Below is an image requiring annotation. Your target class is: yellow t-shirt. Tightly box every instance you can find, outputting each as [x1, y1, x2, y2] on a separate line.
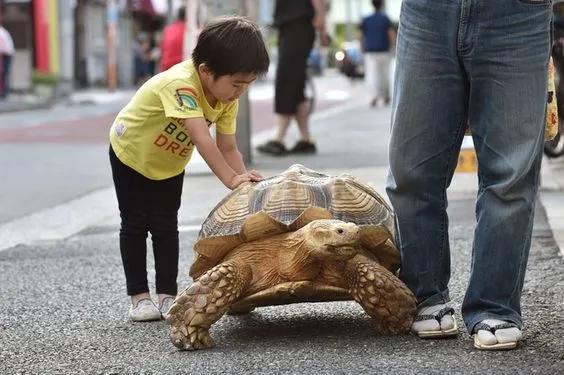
[109, 59, 238, 180]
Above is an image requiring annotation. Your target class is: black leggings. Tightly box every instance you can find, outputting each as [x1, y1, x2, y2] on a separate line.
[275, 18, 315, 114]
[109, 146, 184, 296]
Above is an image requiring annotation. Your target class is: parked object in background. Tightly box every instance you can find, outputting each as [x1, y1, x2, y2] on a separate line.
[335, 41, 364, 80]
[167, 164, 416, 350]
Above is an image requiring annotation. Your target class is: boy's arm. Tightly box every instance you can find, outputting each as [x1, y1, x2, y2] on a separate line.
[216, 133, 246, 174]
[181, 118, 251, 189]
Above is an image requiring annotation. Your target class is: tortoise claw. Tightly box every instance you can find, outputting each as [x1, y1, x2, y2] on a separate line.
[171, 325, 215, 350]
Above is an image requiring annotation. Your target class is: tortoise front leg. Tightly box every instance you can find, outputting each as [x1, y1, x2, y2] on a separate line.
[345, 254, 416, 335]
[167, 260, 252, 350]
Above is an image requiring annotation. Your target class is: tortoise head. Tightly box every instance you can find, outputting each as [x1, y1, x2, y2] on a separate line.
[303, 219, 360, 260]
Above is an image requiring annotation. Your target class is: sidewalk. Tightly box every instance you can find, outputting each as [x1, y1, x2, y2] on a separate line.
[0, 88, 136, 114]
[0, 93, 52, 113]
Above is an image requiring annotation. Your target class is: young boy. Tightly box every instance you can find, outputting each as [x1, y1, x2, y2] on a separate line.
[109, 17, 269, 321]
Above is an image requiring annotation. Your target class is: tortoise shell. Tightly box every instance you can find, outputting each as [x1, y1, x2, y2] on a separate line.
[190, 164, 398, 278]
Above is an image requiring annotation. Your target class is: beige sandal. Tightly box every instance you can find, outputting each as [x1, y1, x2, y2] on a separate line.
[473, 322, 521, 351]
[413, 307, 459, 338]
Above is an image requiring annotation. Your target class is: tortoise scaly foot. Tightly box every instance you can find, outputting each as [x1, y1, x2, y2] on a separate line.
[346, 255, 417, 335]
[167, 261, 251, 350]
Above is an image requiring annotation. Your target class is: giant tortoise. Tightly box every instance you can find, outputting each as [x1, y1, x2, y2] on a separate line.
[167, 164, 416, 350]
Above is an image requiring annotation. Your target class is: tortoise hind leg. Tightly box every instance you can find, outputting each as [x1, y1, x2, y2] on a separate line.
[167, 260, 252, 350]
[345, 254, 416, 334]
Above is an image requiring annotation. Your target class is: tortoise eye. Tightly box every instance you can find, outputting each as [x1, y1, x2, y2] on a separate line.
[337, 228, 344, 234]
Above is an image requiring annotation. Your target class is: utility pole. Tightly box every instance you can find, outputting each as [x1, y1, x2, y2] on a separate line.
[58, 0, 75, 96]
[345, 0, 353, 41]
[183, 0, 198, 59]
[167, 0, 174, 24]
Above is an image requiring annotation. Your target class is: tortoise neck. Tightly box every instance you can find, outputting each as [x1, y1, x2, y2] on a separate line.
[278, 233, 321, 280]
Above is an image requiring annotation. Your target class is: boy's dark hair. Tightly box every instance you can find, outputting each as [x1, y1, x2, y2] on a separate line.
[192, 17, 269, 77]
[372, 0, 384, 10]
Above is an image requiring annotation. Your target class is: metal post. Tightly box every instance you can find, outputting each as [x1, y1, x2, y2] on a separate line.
[236, 0, 253, 164]
[236, 92, 252, 165]
[106, 0, 118, 91]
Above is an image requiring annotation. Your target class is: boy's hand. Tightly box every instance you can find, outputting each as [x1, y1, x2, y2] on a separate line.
[247, 169, 263, 181]
[228, 171, 263, 190]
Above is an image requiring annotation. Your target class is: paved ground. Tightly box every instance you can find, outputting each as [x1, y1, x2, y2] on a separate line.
[1, 97, 563, 374]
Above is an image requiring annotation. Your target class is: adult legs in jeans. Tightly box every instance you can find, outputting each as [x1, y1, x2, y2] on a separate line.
[460, 1, 550, 334]
[386, 0, 551, 344]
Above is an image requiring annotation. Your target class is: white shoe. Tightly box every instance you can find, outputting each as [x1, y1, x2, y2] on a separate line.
[129, 298, 162, 322]
[159, 296, 175, 320]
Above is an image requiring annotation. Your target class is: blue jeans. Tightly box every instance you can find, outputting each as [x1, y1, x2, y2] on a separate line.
[386, 0, 552, 333]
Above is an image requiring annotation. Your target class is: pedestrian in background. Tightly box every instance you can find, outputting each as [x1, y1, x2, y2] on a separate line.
[147, 35, 159, 76]
[360, 0, 394, 107]
[160, 7, 186, 72]
[0, 13, 14, 99]
[109, 17, 269, 322]
[133, 32, 151, 86]
[386, 0, 551, 351]
[257, 0, 329, 156]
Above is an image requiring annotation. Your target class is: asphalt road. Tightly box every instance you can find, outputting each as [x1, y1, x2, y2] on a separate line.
[0, 198, 562, 374]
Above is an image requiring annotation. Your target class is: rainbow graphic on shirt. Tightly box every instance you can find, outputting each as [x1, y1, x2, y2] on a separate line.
[176, 88, 199, 110]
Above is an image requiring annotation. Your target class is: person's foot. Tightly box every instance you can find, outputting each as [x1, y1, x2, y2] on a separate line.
[128, 298, 162, 322]
[256, 140, 287, 156]
[473, 319, 522, 350]
[290, 140, 316, 154]
[159, 296, 176, 320]
[411, 303, 459, 338]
